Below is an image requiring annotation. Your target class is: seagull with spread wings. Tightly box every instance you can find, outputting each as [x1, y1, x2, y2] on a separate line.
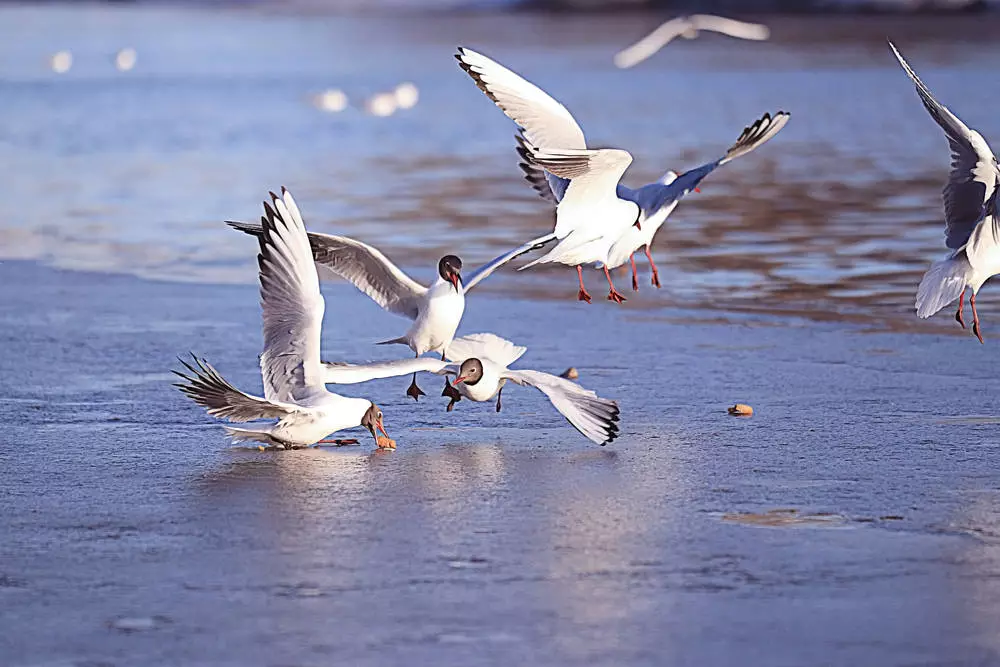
[320, 333, 620, 446]
[174, 189, 390, 450]
[227, 222, 554, 399]
[890, 41, 1000, 344]
[457, 46, 788, 299]
[614, 15, 770, 69]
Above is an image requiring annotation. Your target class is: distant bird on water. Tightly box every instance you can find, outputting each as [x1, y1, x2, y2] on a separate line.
[890, 41, 1000, 344]
[614, 15, 770, 69]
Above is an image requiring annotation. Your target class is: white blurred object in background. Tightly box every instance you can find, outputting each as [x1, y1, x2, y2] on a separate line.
[365, 92, 398, 117]
[614, 15, 769, 69]
[50, 50, 73, 74]
[393, 82, 419, 109]
[115, 48, 137, 72]
[313, 88, 349, 112]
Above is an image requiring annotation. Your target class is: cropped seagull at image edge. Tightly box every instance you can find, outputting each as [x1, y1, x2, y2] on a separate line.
[227, 220, 556, 399]
[455, 46, 789, 300]
[890, 40, 1000, 344]
[320, 333, 620, 446]
[173, 189, 391, 450]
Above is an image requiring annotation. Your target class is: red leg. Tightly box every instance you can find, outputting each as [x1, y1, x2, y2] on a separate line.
[956, 288, 967, 329]
[576, 266, 592, 303]
[629, 254, 639, 292]
[603, 266, 627, 304]
[971, 292, 985, 344]
[644, 245, 661, 288]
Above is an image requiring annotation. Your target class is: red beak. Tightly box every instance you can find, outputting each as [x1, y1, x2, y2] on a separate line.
[449, 273, 460, 290]
[377, 419, 389, 438]
[634, 220, 642, 230]
[694, 187, 701, 193]
[452, 375, 468, 385]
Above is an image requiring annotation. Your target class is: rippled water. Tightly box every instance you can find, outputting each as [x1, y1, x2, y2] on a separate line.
[4, 6, 1000, 327]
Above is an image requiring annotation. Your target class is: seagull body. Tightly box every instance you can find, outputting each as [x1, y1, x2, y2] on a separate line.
[614, 15, 770, 69]
[457, 46, 788, 296]
[174, 190, 389, 449]
[890, 41, 1000, 343]
[228, 221, 554, 396]
[321, 333, 620, 446]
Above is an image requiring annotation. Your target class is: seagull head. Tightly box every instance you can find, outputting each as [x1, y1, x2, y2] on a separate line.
[451, 358, 484, 386]
[361, 402, 388, 444]
[438, 255, 463, 291]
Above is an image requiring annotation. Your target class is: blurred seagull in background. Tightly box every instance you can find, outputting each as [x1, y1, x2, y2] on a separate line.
[614, 15, 770, 69]
[456, 46, 787, 299]
[50, 50, 72, 74]
[174, 190, 390, 450]
[114, 48, 137, 72]
[227, 222, 555, 399]
[890, 40, 1000, 344]
[320, 333, 620, 446]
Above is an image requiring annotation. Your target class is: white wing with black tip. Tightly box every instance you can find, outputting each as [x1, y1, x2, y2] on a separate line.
[890, 41, 999, 250]
[503, 369, 620, 445]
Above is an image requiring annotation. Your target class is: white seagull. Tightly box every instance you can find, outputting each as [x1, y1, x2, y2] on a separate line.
[890, 41, 1000, 344]
[457, 46, 788, 299]
[320, 333, 620, 446]
[174, 189, 391, 449]
[228, 221, 555, 397]
[614, 15, 770, 69]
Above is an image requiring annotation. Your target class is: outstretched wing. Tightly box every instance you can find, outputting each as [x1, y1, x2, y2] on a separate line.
[456, 46, 587, 151]
[321, 357, 452, 385]
[462, 233, 558, 293]
[256, 189, 330, 402]
[614, 17, 691, 69]
[690, 15, 770, 41]
[523, 145, 635, 237]
[445, 333, 527, 368]
[228, 221, 427, 319]
[173, 355, 300, 422]
[889, 41, 999, 250]
[504, 369, 620, 446]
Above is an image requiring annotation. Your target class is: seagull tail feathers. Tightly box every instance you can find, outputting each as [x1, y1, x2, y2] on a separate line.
[915, 254, 970, 319]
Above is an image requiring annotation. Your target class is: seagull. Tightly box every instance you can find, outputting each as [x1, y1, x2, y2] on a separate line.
[174, 189, 391, 449]
[518, 112, 788, 291]
[456, 46, 788, 298]
[320, 333, 620, 446]
[890, 41, 1000, 344]
[614, 15, 770, 69]
[227, 221, 555, 398]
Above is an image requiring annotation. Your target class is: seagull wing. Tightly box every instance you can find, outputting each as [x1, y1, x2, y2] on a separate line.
[228, 221, 428, 319]
[456, 46, 587, 151]
[613, 16, 691, 69]
[173, 355, 301, 422]
[689, 15, 770, 41]
[515, 132, 570, 204]
[461, 233, 558, 293]
[890, 41, 999, 250]
[445, 333, 527, 368]
[504, 369, 620, 445]
[256, 189, 329, 402]
[321, 357, 453, 385]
